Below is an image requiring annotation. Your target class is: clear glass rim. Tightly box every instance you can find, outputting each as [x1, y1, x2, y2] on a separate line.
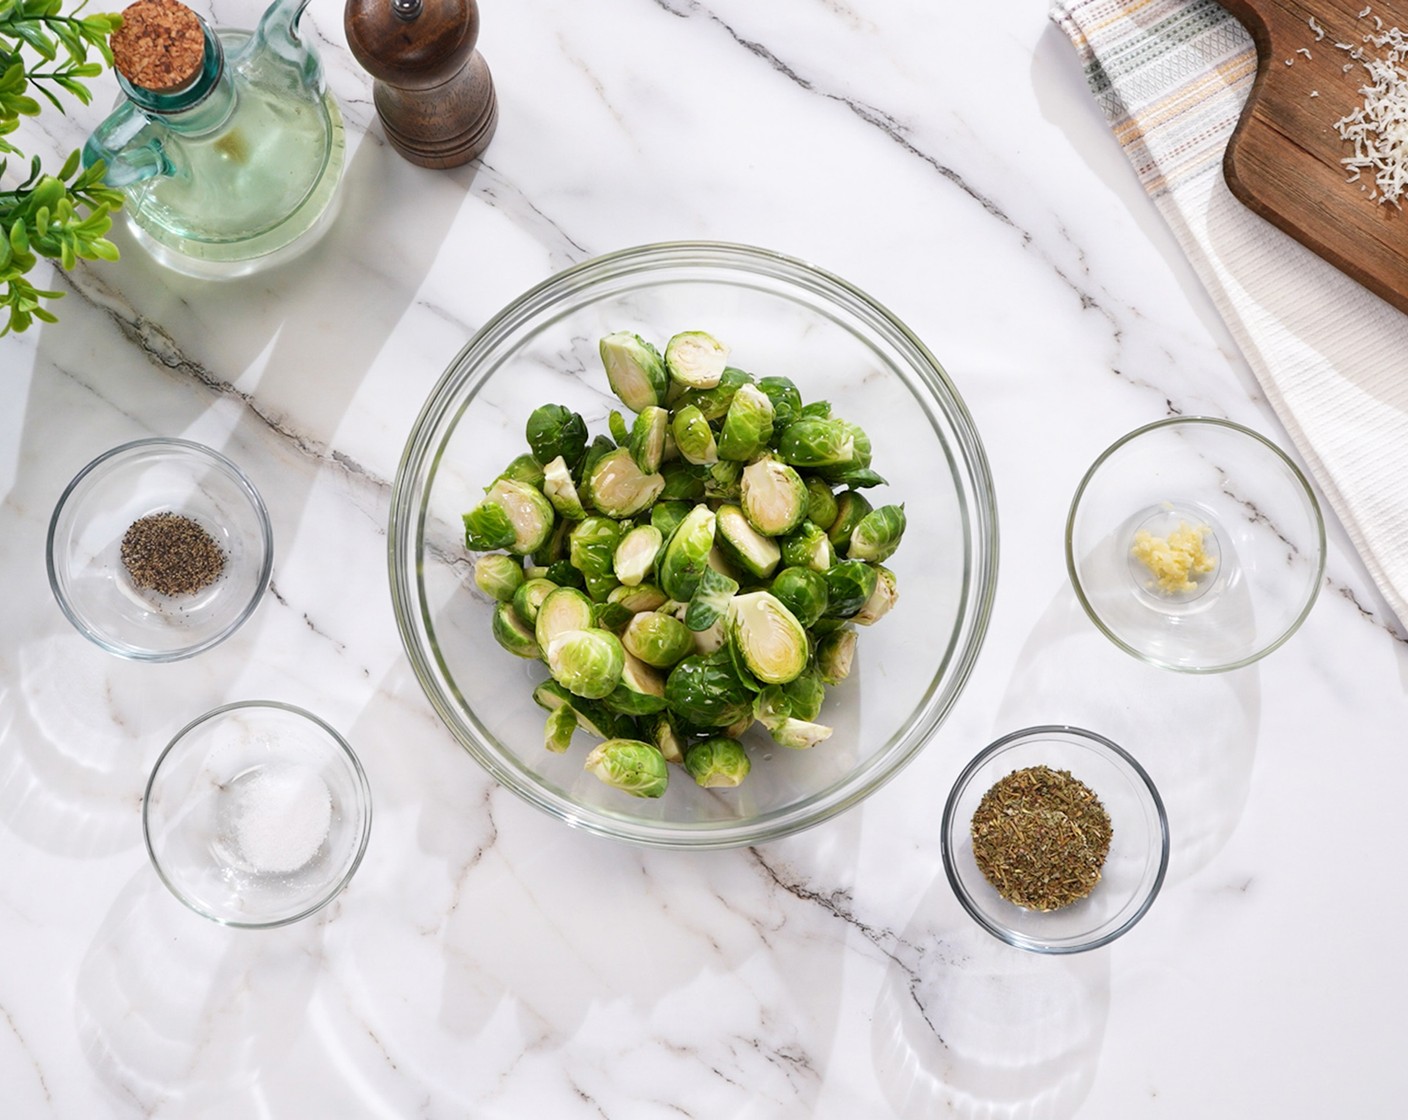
[387, 240, 1000, 850]
[1064, 416, 1326, 674]
[939, 724, 1171, 954]
[142, 699, 374, 929]
[45, 436, 275, 662]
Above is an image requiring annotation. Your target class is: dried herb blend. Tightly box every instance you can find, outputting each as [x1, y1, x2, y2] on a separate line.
[120, 512, 225, 596]
[970, 765, 1112, 911]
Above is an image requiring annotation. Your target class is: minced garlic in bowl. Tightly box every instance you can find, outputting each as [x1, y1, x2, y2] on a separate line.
[1130, 521, 1216, 594]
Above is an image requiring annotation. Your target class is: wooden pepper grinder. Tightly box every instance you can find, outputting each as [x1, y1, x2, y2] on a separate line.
[344, 0, 497, 169]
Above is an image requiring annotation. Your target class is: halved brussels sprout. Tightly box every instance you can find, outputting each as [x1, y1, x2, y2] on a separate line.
[463, 501, 514, 552]
[776, 416, 855, 471]
[804, 477, 839, 530]
[652, 714, 688, 765]
[593, 600, 634, 633]
[684, 737, 751, 788]
[586, 448, 667, 518]
[474, 554, 524, 602]
[532, 680, 634, 740]
[532, 516, 571, 567]
[756, 375, 802, 432]
[511, 576, 558, 625]
[726, 591, 808, 685]
[848, 504, 907, 563]
[715, 503, 782, 580]
[671, 405, 719, 466]
[492, 601, 540, 659]
[658, 504, 717, 602]
[705, 458, 743, 503]
[629, 406, 669, 474]
[717, 383, 775, 462]
[613, 524, 664, 587]
[658, 460, 707, 501]
[691, 616, 727, 655]
[580, 433, 617, 484]
[779, 521, 835, 572]
[685, 565, 739, 632]
[824, 560, 880, 618]
[664, 650, 756, 727]
[608, 409, 631, 446]
[650, 499, 693, 541]
[525, 404, 588, 471]
[582, 570, 620, 603]
[602, 651, 669, 716]
[544, 559, 585, 589]
[542, 455, 587, 521]
[741, 456, 808, 537]
[827, 490, 874, 551]
[599, 332, 668, 412]
[464, 478, 556, 555]
[665, 330, 729, 390]
[672, 366, 752, 421]
[769, 566, 829, 628]
[622, 610, 696, 668]
[814, 420, 873, 481]
[816, 627, 857, 684]
[544, 705, 577, 753]
[583, 738, 669, 798]
[534, 585, 596, 650]
[497, 453, 545, 489]
[855, 564, 898, 625]
[609, 583, 670, 614]
[569, 516, 623, 577]
[546, 627, 626, 700]
[782, 666, 826, 722]
[766, 717, 833, 750]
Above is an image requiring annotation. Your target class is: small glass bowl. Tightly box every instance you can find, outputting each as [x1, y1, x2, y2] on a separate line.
[47, 438, 274, 661]
[143, 701, 373, 928]
[1066, 417, 1324, 673]
[941, 726, 1169, 954]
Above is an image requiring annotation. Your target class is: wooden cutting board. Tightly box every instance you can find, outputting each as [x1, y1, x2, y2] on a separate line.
[1222, 0, 1408, 313]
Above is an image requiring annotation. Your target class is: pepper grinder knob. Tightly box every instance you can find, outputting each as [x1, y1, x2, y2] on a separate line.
[344, 0, 497, 168]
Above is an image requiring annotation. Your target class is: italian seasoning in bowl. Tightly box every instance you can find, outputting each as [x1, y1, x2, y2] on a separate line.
[942, 726, 1169, 954]
[46, 438, 273, 661]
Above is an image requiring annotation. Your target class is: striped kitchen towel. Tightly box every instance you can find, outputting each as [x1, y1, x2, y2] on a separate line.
[1053, 0, 1408, 631]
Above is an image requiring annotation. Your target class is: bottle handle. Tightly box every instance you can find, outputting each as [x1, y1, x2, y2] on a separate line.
[82, 104, 174, 188]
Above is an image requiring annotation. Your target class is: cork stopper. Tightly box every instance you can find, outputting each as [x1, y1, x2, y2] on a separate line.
[111, 0, 206, 93]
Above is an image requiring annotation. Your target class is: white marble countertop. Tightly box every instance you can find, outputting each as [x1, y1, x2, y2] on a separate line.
[4, 0, 1407, 1115]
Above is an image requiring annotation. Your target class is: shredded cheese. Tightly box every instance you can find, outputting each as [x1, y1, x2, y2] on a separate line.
[1333, 24, 1408, 206]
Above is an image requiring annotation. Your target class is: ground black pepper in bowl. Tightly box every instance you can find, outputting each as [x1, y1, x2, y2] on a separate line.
[121, 512, 226, 596]
[970, 764, 1112, 911]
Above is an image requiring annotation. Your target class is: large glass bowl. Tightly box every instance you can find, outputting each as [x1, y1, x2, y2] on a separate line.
[388, 242, 998, 849]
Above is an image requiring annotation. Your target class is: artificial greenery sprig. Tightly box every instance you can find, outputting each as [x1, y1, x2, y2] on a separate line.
[1, 0, 122, 336]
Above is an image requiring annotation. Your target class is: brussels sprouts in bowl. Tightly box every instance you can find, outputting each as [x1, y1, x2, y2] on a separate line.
[389, 242, 997, 849]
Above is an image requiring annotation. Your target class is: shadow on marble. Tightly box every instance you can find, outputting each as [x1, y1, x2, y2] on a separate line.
[0, 636, 156, 857]
[288, 658, 854, 1115]
[74, 865, 334, 1117]
[871, 868, 1110, 1120]
[995, 580, 1260, 885]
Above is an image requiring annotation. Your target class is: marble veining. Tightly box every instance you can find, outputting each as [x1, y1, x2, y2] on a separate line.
[3, 0, 1408, 1116]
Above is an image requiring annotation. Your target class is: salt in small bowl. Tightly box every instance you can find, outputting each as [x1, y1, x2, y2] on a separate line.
[143, 700, 372, 928]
